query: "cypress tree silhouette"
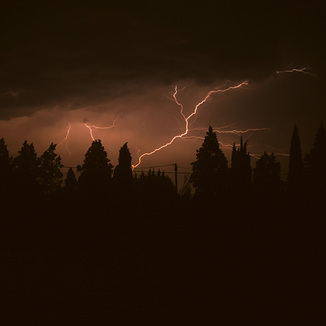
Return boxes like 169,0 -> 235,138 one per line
78,139 -> 113,195
287,124 -> 304,197
38,143 -> 63,196
231,136 -> 251,195
64,167 -> 77,191
305,123 -> 326,197
191,126 -> 228,198
113,142 -> 133,186
253,151 -> 281,199
0,138 -> 13,198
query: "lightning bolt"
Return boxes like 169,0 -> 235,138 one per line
132,80 -> 249,169
58,123 -> 72,156
276,66 -> 316,77
84,123 -> 95,141
84,117 -> 119,142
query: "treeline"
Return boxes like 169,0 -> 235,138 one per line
1,124 -> 326,324
0,139 -> 176,204
1,123 -> 326,212
1,122 -> 325,250
191,124 -> 326,202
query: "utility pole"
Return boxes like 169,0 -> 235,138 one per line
174,163 -> 178,193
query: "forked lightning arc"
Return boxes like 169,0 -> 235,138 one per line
84,116 -> 119,141
58,123 -> 71,156
57,66 -> 313,165
276,66 -> 316,77
131,80 -> 249,169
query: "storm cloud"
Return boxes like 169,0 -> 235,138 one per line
1,1 -> 325,118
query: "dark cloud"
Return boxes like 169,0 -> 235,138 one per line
1,0 -> 325,119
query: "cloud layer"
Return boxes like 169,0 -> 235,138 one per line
1,1 -> 325,118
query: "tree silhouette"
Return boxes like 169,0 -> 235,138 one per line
14,141 -> 39,196
113,142 -> 133,186
0,138 -> 13,198
135,168 -> 176,208
231,137 -> 251,195
287,124 -> 304,197
78,140 -> 113,194
191,126 -> 228,198
38,143 -> 63,196
64,167 -> 77,191
305,123 -> 326,196
253,151 -> 281,199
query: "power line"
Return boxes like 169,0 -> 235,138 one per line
62,163 -> 183,171
178,166 -> 192,170
131,163 -> 176,170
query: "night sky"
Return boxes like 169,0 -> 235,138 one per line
1,1 -> 326,172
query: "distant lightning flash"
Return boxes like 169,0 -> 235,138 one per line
84,117 -> 119,142
276,66 -> 316,77
132,80 -> 249,169
58,123 -> 72,156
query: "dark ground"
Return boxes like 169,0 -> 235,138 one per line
1,197 -> 325,325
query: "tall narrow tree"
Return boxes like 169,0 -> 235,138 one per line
64,168 -> 77,191
0,138 -> 13,198
114,142 -> 133,185
305,124 -> 326,196
288,125 -> 304,196
231,137 -> 251,195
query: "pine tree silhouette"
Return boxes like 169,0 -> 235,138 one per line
288,124 -> 304,197
191,126 -> 228,198
78,139 -> 113,194
0,138 -> 13,198
38,143 -> 63,196
114,142 -> 133,186
305,123 -> 326,197
64,167 -> 77,191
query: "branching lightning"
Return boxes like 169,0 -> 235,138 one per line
276,66 -> 316,77
84,123 -> 95,141
58,123 -> 72,156
56,66 -> 311,167
84,117 -> 119,141
132,80 -> 249,169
